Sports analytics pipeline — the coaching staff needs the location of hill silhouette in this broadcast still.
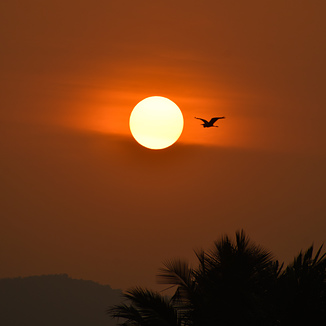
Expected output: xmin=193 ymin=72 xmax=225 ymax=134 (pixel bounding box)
xmin=0 ymin=274 xmax=122 ymax=326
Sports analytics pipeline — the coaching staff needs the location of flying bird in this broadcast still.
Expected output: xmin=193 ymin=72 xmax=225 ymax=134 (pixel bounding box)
xmin=195 ymin=116 xmax=225 ymax=128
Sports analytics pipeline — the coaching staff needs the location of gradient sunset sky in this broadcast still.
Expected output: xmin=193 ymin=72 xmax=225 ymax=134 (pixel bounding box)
xmin=1 ymin=0 xmax=326 ymax=290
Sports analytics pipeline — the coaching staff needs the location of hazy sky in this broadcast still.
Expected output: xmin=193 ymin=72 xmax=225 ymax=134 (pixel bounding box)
xmin=1 ymin=0 xmax=326 ymax=290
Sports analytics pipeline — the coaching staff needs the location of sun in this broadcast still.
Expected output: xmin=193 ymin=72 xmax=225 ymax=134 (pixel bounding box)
xmin=129 ymin=96 xmax=184 ymax=150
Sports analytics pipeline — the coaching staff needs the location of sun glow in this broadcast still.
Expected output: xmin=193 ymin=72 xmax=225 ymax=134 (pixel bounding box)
xmin=129 ymin=96 xmax=184 ymax=150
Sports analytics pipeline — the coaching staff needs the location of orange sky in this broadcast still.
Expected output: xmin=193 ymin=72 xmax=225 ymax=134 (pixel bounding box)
xmin=1 ymin=0 xmax=326 ymax=290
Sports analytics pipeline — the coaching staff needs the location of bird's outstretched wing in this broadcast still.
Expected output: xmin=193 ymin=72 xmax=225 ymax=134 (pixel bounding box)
xmin=209 ymin=117 xmax=225 ymax=124
xmin=195 ymin=117 xmax=209 ymax=123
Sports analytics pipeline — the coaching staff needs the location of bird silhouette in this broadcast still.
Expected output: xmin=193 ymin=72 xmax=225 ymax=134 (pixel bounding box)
xmin=195 ymin=116 xmax=225 ymax=128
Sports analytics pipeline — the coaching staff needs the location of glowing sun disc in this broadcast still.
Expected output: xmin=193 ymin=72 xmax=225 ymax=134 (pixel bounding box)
xmin=129 ymin=96 xmax=184 ymax=150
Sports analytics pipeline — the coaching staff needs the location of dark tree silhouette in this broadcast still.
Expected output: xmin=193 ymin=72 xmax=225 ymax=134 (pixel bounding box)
xmin=108 ymin=287 xmax=180 ymax=326
xmin=274 ymin=245 xmax=326 ymax=325
xmin=108 ymin=230 xmax=326 ymax=326
xmin=158 ymin=230 xmax=278 ymax=326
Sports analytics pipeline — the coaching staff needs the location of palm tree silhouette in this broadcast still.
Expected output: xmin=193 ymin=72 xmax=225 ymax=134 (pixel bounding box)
xmin=108 ymin=231 xmax=326 ymax=326
xmin=158 ymin=230 xmax=278 ymax=326
xmin=275 ymin=244 xmax=326 ymax=324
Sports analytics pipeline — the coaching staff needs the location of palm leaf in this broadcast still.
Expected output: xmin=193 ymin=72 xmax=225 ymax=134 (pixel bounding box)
xmin=108 ymin=287 xmax=180 ymax=326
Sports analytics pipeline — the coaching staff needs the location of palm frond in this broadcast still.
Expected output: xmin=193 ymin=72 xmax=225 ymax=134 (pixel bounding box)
xmin=108 ymin=287 xmax=180 ymax=326
xmin=107 ymin=303 xmax=144 ymax=326
xmin=157 ymin=259 xmax=193 ymax=289
xmin=157 ymin=259 xmax=196 ymax=311
xmin=313 ymin=244 xmax=326 ymax=266
xmin=194 ymin=249 xmax=207 ymax=275
xmin=303 ymin=245 xmax=314 ymax=262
